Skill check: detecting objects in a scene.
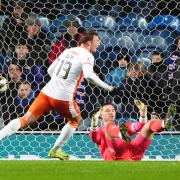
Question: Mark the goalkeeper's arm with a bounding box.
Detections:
[83,63,113,92]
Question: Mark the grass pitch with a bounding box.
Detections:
[0,160,179,180]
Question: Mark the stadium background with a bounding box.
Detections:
[0,0,180,160]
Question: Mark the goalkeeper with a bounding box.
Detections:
[90,100,176,160]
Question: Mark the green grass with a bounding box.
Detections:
[0,161,179,180]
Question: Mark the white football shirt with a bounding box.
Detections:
[42,47,94,100]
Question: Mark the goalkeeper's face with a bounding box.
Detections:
[100,105,116,122]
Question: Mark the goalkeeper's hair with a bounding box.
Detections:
[101,97,117,110]
[91,97,117,117]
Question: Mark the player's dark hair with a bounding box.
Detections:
[117,53,130,63]
[101,97,117,110]
[17,80,31,89]
[80,30,99,44]
[152,50,164,58]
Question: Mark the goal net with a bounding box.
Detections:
[0,0,179,160]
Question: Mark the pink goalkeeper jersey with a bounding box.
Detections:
[90,129,115,160]
[90,122,149,160]
[42,47,94,100]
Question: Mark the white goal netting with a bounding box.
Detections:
[0,0,180,160]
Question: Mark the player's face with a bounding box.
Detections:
[27,24,41,36]
[118,59,128,68]
[8,64,22,82]
[14,6,24,18]
[90,35,100,53]
[18,84,32,99]
[101,105,116,122]
[151,55,163,63]
[67,23,78,36]
[128,66,141,78]
[15,45,29,59]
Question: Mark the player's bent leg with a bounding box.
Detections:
[140,108,176,140]
[130,134,152,160]
[49,119,80,160]
[139,119,162,140]
[49,99,81,159]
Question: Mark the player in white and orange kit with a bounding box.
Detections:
[0,30,113,160]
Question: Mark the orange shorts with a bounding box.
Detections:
[28,91,81,123]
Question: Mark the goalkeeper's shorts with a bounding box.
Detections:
[106,134,151,160]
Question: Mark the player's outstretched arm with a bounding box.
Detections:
[83,63,113,92]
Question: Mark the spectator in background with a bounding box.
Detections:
[23,12,51,67]
[10,38,43,91]
[2,47,37,91]
[147,51,169,119]
[0,63,25,125]
[14,80,36,115]
[48,18,83,65]
[8,63,24,83]
[104,52,130,116]
[105,52,130,87]
[14,80,56,131]
[111,62,153,120]
[4,62,34,97]
[21,12,51,85]
[148,51,167,76]
[12,39,32,72]
[168,36,180,80]
[1,1,26,57]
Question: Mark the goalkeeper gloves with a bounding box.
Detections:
[134,99,148,122]
[91,105,101,131]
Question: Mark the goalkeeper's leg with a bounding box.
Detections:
[140,104,176,140]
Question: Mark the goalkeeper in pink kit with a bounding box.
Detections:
[90,100,176,160]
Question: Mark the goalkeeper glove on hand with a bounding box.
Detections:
[134,99,147,118]
[91,106,101,131]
